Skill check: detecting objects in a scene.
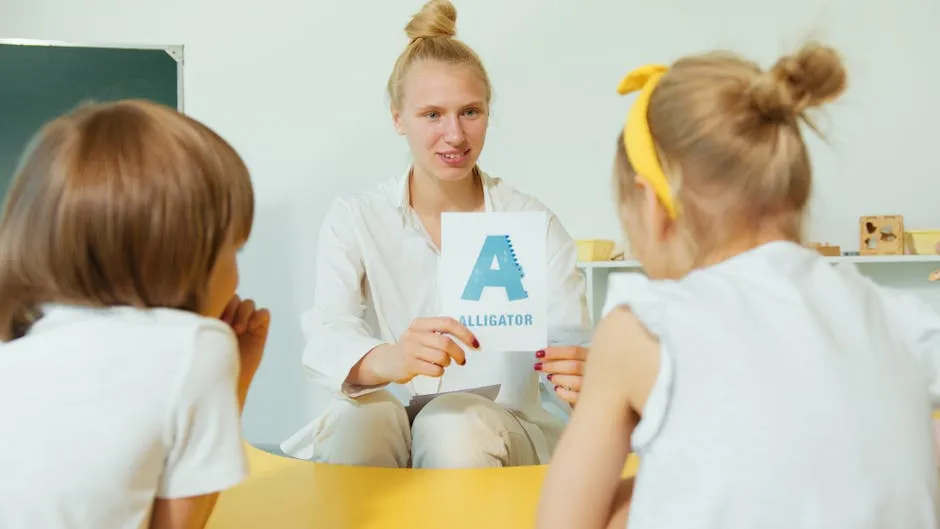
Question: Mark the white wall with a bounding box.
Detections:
[2,0,938,446]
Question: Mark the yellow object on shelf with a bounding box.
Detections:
[576,239,615,261]
[905,230,940,255]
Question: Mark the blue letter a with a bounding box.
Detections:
[460,235,528,302]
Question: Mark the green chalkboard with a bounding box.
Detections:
[0,40,182,198]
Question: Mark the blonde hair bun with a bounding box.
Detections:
[750,42,847,121]
[387,0,491,109]
[405,0,458,41]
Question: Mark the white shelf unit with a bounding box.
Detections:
[577,255,940,324]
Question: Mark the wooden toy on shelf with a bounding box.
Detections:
[807,242,841,257]
[859,215,904,256]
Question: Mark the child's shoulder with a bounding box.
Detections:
[601,272,679,336]
[81,304,231,335]
[97,306,237,355]
[12,304,236,363]
[830,261,940,340]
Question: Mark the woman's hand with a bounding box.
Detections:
[354,317,479,386]
[535,345,588,406]
[220,294,271,410]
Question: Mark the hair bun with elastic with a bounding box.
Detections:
[749,42,847,122]
[405,0,458,42]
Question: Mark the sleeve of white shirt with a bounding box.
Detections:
[300,199,386,397]
[157,321,249,498]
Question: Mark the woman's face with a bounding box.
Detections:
[392,60,489,183]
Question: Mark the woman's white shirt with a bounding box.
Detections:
[298,170,590,427]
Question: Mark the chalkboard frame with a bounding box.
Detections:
[0,37,185,111]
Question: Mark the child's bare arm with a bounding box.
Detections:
[148,494,218,529]
[605,478,635,529]
[536,306,660,529]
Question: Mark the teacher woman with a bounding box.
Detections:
[280,0,591,468]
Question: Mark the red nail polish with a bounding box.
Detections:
[473,338,480,348]
[547,373,553,380]
[535,350,545,358]
[534,362,542,371]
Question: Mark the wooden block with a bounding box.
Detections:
[807,242,841,257]
[859,215,904,255]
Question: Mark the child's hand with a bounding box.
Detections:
[220,294,271,409]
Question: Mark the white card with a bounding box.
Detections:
[439,211,548,353]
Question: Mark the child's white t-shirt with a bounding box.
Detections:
[0,304,249,529]
[603,241,940,529]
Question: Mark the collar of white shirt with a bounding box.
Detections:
[390,167,497,224]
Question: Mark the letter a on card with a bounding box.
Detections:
[461,235,528,302]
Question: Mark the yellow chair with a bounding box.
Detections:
[207,443,640,529]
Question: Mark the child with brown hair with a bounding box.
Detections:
[0,99,270,529]
[537,43,940,529]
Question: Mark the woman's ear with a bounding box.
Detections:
[391,106,405,136]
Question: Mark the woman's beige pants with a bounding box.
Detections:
[280,389,545,468]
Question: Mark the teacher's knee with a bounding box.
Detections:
[411,392,510,468]
[312,390,411,468]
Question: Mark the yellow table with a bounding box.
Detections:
[207,443,640,529]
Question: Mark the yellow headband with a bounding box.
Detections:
[617,64,677,219]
